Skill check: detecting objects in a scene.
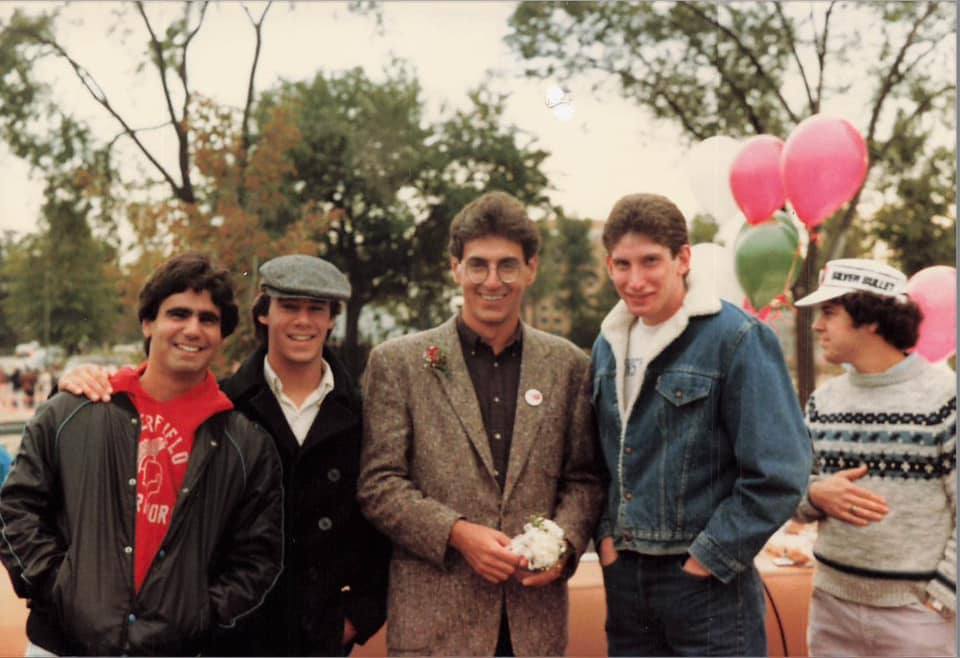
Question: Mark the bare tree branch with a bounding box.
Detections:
[134,3,179,129]
[897,31,953,81]
[177,1,210,110]
[827,1,941,260]
[678,25,766,134]
[865,2,938,148]
[875,83,955,162]
[608,51,708,141]
[814,0,837,110]
[10,25,182,197]
[134,1,197,202]
[106,120,174,149]
[775,2,815,112]
[241,1,272,154]
[678,3,800,124]
[172,1,209,205]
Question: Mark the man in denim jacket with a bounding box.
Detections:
[591,194,811,656]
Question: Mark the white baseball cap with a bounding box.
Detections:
[794,258,907,307]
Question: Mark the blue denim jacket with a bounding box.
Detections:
[592,281,811,584]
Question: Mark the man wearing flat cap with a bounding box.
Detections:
[60,254,390,656]
[793,258,955,656]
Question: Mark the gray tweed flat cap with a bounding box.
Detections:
[259,254,351,302]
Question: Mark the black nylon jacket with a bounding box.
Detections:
[214,346,389,656]
[0,392,284,656]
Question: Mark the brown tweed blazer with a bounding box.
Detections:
[358,317,604,656]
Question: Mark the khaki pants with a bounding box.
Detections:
[808,588,956,657]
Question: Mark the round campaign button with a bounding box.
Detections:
[524,388,543,407]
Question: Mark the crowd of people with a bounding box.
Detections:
[0,190,954,657]
[0,368,57,411]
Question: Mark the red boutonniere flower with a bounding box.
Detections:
[422,345,448,374]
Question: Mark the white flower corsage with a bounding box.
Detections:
[509,515,567,572]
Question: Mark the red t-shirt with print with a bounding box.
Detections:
[111,365,233,593]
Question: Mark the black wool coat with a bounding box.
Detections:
[214,346,390,657]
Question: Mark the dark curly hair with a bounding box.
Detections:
[836,291,924,350]
[138,253,239,354]
[447,191,540,262]
[602,193,688,255]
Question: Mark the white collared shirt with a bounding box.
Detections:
[263,355,335,445]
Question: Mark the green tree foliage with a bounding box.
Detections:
[689,213,720,245]
[0,4,554,377]
[0,233,21,350]
[507,1,955,401]
[1,176,122,353]
[254,66,551,374]
[0,9,125,353]
[531,213,618,349]
[871,146,956,276]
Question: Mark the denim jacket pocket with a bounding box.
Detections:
[655,371,712,408]
[654,371,715,532]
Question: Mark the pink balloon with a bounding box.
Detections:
[729,135,786,225]
[906,266,956,363]
[781,115,868,228]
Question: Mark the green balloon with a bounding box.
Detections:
[734,213,802,309]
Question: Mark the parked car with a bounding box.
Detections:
[354,546,814,657]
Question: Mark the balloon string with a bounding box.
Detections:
[782,246,803,304]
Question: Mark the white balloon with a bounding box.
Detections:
[715,214,746,248]
[691,241,745,306]
[686,136,742,224]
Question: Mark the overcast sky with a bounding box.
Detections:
[0,1,702,239]
[0,2,953,245]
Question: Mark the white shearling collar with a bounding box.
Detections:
[598,264,722,421]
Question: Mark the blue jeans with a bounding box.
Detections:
[602,552,767,657]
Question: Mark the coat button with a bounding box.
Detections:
[128,478,136,487]
[318,517,333,531]
[123,546,133,555]
[128,613,137,623]
[624,492,634,501]
[675,390,683,400]
[624,447,634,455]
[327,468,341,483]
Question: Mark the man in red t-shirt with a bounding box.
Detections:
[0,254,283,656]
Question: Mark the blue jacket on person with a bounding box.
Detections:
[0,444,10,486]
[591,266,812,584]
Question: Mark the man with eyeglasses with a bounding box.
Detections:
[358,191,604,656]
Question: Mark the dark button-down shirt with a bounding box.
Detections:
[457,317,523,491]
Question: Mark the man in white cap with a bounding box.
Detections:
[57,254,390,656]
[793,258,956,656]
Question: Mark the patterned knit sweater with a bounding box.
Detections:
[795,354,956,611]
